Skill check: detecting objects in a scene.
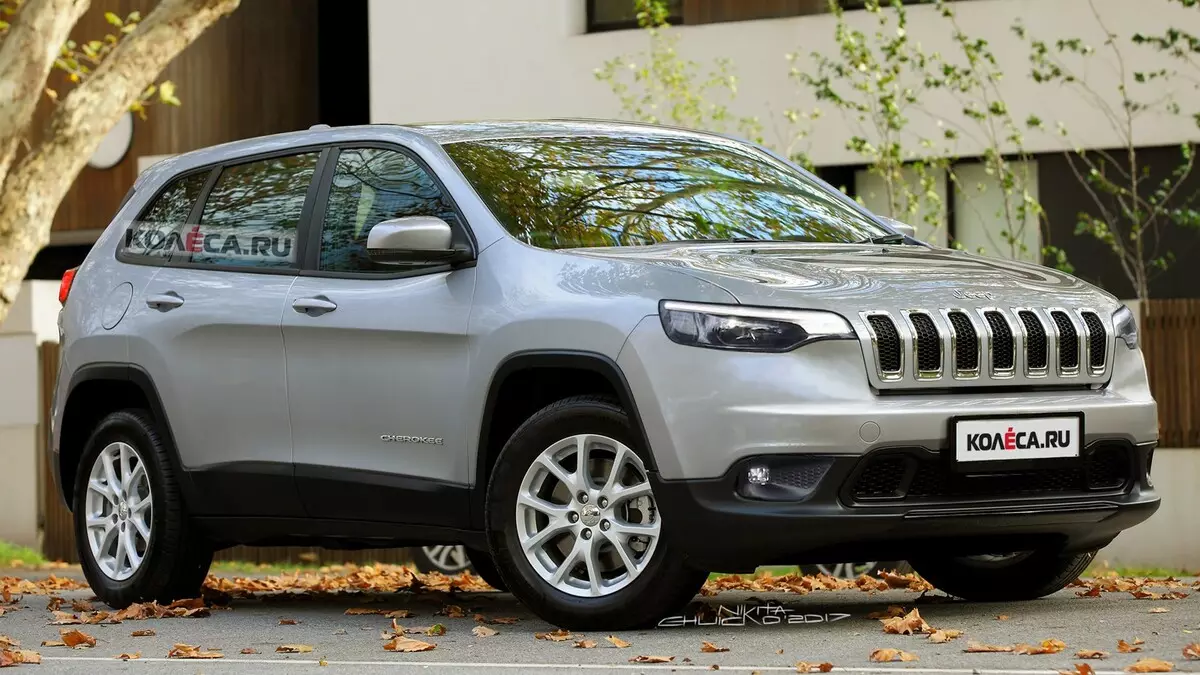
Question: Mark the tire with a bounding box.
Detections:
[910,549,1097,602]
[802,560,911,580]
[73,410,212,607]
[465,548,508,592]
[485,395,707,630]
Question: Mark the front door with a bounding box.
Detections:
[281,146,476,525]
[126,151,324,517]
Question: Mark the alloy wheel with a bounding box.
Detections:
[515,434,659,598]
[84,442,153,581]
[421,545,472,573]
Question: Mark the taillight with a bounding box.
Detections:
[59,267,78,305]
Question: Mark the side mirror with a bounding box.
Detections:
[879,216,917,239]
[366,216,469,264]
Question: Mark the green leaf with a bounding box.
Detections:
[158,81,181,106]
[104,11,122,27]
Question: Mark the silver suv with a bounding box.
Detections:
[51,120,1159,629]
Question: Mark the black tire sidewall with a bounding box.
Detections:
[485,397,699,628]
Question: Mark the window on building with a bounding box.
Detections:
[586,0,973,31]
[587,0,682,32]
[318,147,461,273]
[191,152,321,269]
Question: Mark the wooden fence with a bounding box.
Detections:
[1141,299,1200,449]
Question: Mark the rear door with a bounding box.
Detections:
[280,145,476,525]
[125,150,326,517]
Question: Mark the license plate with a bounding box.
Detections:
[953,414,1081,464]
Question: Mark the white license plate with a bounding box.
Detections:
[954,415,1081,463]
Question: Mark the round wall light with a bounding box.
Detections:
[88,111,134,170]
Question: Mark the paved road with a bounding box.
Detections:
[1,571,1198,674]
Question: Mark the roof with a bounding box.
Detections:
[407,118,731,145]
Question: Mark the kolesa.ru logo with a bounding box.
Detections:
[964,426,1072,452]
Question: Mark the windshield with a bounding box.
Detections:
[442,134,890,249]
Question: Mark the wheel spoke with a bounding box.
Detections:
[121,527,143,571]
[88,479,116,505]
[574,435,595,490]
[85,514,109,529]
[549,537,584,586]
[584,537,603,595]
[535,454,576,492]
[127,460,148,502]
[599,444,631,495]
[132,513,152,542]
[609,519,659,539]
[609,480,652,505]
[101,451,122,501]
[118,444,134,497]
[517,493,571,519]
[603,530,640,575]
[520,519,572,553]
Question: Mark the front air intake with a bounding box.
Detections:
[984,311,1015,373]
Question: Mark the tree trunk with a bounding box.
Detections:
[0,0,239,325]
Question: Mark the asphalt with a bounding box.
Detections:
[1,570,1198,674]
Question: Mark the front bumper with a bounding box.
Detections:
[652,440,1159,572]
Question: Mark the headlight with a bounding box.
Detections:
[1113,305,1138,349]
[658,301,854,352]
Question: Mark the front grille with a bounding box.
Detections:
[1018,311,1048,371]
[860,307,1111,386]
[867,314,902,374]
[1081,311,1106,371]
[847,445,1132,503]
[946,311,979,373]
[984,311,1015,372]
[909,313,941,374]
[1051,311,1079,371]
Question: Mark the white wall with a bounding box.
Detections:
[369,0,1200,166]
[1098,448,1200,571]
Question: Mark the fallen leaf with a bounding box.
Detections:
[701,641,729,653]
[1150,608,1170,614]
[131,629,155,637]
[929,629,963,643]
[83,610,110,624]
[60,629,97,649]
[997,614,1010,621]
[45,597,65,611]
[1060,664,1096,675]
[777,649,785,655]
[319,658,328,666]
[881,608,931,635]
[40,641,65,647]
[1183,643,1200,660]
[574,639,597,649]
[1014,639,1067,655]
[279,618,299,625]
[866,606,906,620]
[607,635,631,649]
[1119,640,1144,653]
[168,643,224,659]
[71,599,94,613]
[630,655,675,663]
[241,647,259,654]
[276,644,313,653]
[1125,658,1174,673]
[0,649,40,666]
[0,638,15,650]
[425,624,446,636]
[383,637,435,652]
[964,642,1014,653]
[473,614,518,625]
[0,652,11,668]
[439,605,466,618]
[48,610,80,625]
[115,652,141,660]
[795,662,834,673]
[332,629,347,635]
[535,629,573,642]
[1077,586,1103,598]
[472,625,497,638]
[1076,649,1110,659]
[871,648,918,662]
[385,610,414,619]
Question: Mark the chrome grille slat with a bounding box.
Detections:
[860,307,1112,388]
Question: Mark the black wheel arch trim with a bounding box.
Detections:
[60,363,198,511]
[470,350,656,529]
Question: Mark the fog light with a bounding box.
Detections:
[746,465,771,485]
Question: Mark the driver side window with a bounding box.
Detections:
[318,147,459,273]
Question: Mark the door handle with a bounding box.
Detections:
[145,292,184,311]
[292,296,337,316]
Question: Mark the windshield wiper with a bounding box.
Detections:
[857,233,910,245]
[670,238,785,244]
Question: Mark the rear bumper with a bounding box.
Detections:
[651,440,1159,572]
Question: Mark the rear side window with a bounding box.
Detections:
[122,172,208,260]
[191,152,321,269]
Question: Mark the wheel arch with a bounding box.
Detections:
[470,350,655,529]
[59,364,194,511]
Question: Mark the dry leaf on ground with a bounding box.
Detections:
[345,607,395,616]
[574,639,597,649]
[795,662,834,672]
[115,652,141,660]
[131,629,155,637]
[606,635,631,649]
[277,644,313,653]
[1119,640,1144,653]
[1060,664,1096,675]
[0,649,40,666]
[1149,608,1170,614]
[964,642,1013,653]
[48,610,80,625]
[1182,643,1200,660]
[1014,639,1067,655]
[439,605,467,619]
[630,655,674,663]
[701,641,729,653]
[473,614,518,625]
[0,637,16,650]
[279,618,299,625]
[471,625,497,638]
[240,648,259,654]
[1126,658,1174,673]
[383,637,435,653]
[1076,649,1109,659]
[71,599,93,612]
[168,643,224,659]
[535,629,573,642]
[871,648,918,662]
[929,629,963,643]
[866,606,906,620]
[45,597,64,611]
[880,608,931,635]
[60,629,96,649]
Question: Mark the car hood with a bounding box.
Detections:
[573,243,1119,314]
